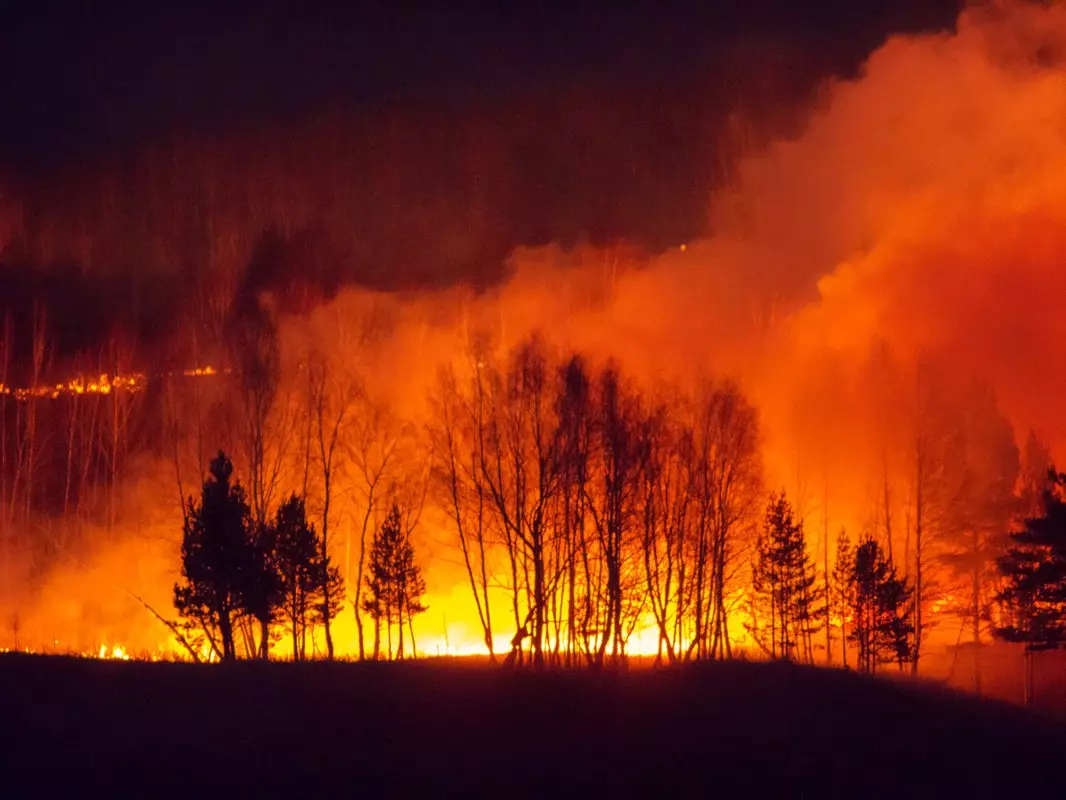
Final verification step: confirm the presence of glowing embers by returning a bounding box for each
[182,365,219,377]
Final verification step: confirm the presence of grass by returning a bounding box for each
[2,653,1064,797]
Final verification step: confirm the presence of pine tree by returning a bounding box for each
[994,469,1066,705]
[272,494,346,661]
[314,556,346,650]
[173,451,256,661]
[831,530,855,668]
[849,537,914,673]
[362,503,428,659]
[273,495,320,660]
[243,519,283,660]
[747,492,825,662]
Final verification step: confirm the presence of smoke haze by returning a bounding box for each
[3,2,1063,683]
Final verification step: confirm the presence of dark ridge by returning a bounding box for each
[1,654,1061,797]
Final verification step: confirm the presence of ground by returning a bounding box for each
[2,654,1064,797]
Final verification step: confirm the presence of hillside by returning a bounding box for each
[2,655,1064,797]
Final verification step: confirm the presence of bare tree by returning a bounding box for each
[686,381,762,661]
[429,359,497,660]
[907,358,953,675]
[347,395,401,659]
[477,336,568,668]
[583,365,644,665]
[307,350,359,660]
[229,301,292,659]
[638,398,693,664]
[0,313,9,589]
[940,381,1019,694]
[98,328,140,539]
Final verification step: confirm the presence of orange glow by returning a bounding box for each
[1,1,1064,676]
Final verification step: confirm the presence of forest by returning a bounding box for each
[1,2,1065,715]
[1,287,1063,712]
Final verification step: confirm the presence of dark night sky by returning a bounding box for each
[1,1,961,170]
[0,1,963,361]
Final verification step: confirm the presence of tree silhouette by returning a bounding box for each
[273,495,317,660]
[241,518,283,660]
[362,503,427,659]
[939,381,1019,693]
[848,537,914,673]
[747,492,824,662]
[994,469,1066,705]
[831,529,855,668]
[173,451,256,661]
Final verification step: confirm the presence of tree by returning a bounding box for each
[307,351,357,661]
[747,492,824,662]
[347,395,401,660]
[272,494,338,661]
[907,356,953,676]
[241,517,283,660]
[430,356,497,661]
[362,503,428,660]
[476,335,566,668]
[584,364,644,665]
[638,397,691,665]
[849,537,914,674]
[688,381,762,661]
[831,530,855,668]
[173,451,256,661]
[939,381,1019,693]
[1018,432,1054,518]
[994,469,1066,706]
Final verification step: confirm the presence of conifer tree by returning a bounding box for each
[362,503,428,659]
[243,519,283,660]
[273,495,318,660]
[272,494,346,660]
[994,469,1066,705]
[173,451,256,661]
[747,492,825,662]
[849,537,914,673]
[831,530,855,668]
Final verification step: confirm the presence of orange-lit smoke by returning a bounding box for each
[6,0,1066,665]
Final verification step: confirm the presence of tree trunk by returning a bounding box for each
[1024,649,1033,708]
[320,488,334,660]
[532,534,545,668]
[259,618,270,660]
[971,529,982,695]
[219,609,235,661]
[912,513,923,676]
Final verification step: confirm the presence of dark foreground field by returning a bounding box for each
[2,655,1065,797]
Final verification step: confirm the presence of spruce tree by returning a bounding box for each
[994,469,1066,704]
[173,452,256,661]
[243,518,282,660]
[831,530,855,668]
[273,495,320,660]
[747,492,825,662]
[362,503,428,660]
[273,494,346,661]
[849,537,914,673]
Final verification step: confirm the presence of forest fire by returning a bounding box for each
[0,2,1064,712]
[0,367,223,401]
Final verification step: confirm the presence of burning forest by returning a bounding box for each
[2,1,1066,714]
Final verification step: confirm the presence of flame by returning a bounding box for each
[0,366,222,401]
[96,643,131,661]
